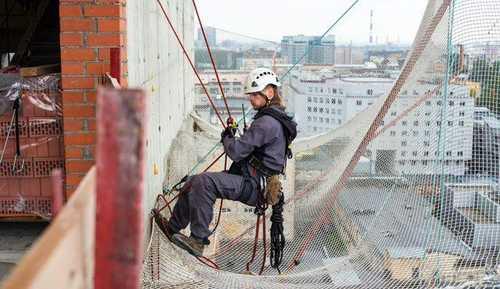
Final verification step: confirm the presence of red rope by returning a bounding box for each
[192,0,231,119]
[155,0,226,128]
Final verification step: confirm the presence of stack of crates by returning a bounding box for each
[0,73,64,220]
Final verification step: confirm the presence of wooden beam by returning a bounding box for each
[1,168,96,289]
[20,64,60,77]
[94,88,147,289]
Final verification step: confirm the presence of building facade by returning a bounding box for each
[281,35,336,65]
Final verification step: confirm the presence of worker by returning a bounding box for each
[153,68,297,257]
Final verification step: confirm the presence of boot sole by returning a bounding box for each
[172,234,203,257]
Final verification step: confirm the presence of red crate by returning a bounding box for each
[33,157,65,178]
[0,157,34,178]
[0,196,52,217]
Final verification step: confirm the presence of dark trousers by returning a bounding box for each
[168,171,258,240]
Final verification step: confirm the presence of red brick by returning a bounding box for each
[97,48,109,60]
[60,33,83,46]
[65,133,96,146]
[66,174,86,186]
[98,19,123,32]
[64,104,96,117]
[87,62,109,75]
[65,147,83,158]
[63,91,85,103]
[62,77,96,89]
[61,62,85,75]
[66,160,94,173]
[64,119,86,131]
[60,5,82,17]
[88,33,122,46]
[61,48,96,61]
[84,5,121,17]
[60,18,94,32]
[86,90,97,102]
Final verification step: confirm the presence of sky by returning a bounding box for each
[196,0,428,46]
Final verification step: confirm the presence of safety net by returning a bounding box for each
[143,0,500,288]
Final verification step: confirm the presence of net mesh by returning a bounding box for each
[143,0,500,288]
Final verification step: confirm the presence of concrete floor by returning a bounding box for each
[0,222,48,282]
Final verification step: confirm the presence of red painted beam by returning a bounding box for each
[95,88,147,289]
[110,48,121,84]
[51,168,64,218]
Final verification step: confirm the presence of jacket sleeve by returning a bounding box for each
[222,117,275,162]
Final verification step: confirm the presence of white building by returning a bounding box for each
[368,84,475,176]
[291,76,394,136]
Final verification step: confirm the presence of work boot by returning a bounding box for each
[151,209,177,241]
[171,234,205,257]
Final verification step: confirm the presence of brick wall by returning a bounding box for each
[59,0,127,195]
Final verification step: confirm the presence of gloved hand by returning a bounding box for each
[220,117,238,142]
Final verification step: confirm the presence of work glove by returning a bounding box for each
[220,117,238,142]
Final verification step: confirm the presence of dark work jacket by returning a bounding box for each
[222,105,297,174]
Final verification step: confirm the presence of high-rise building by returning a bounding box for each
[281,35,336,65]
[197,26,217,47]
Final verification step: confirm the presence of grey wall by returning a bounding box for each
[126,0,195,235]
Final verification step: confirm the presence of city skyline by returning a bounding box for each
[196,0,427,45]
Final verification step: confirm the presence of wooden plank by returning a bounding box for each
[1,168,96,289]
[94,88,146,289]
[20,64,61,78]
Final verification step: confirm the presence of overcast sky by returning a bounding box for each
[196,0,428,45]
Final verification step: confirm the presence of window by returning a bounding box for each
[314,97,318,103]
[459,121,464,126]
[326,98,330,104]
[426,121,431,127]
[449,101,454,106]
[402,131,408,136]
[425,111,431,116]
[422,160,428,166]
[437,100,442,106]
[411,160,417,166]
[313,117,317,121]
[307,116,312,121]
[390,131,396,136]
[313,107,318,112]
[308,107,312,112]
[320,98,324,103]
[308,87,313,93]
[331,98,336,104]
[425,130,430,136]
[414,121,419,126]
[412,151,418,156]
[459,111,465,116]
[315,87,319,93]
[319,117,324,123]
[401,151,407,157]
[320,88,324,93]
[332,88,337,94]
[338,119,341,124]
[326,118,330,123]
[460,101,466,106]
[326,108,330,113]
[221,208,231,213]
[402,121,408,126]
[319,108,324,113]
[402,141,407,147]
[458,151,463,157]
[328,88,331,93]
[425,101,431,106]
[424,151,429,156]
[307,97,312,102]
[448,121,453,126]
[337,109,342,114]
[356,100,363,106]
[424,141,430,147]
[446,151,452,156]
[413,131,419,137]
[332,110,336,115]
[399,160,406,165]
[367,89,374,95]
[391,111,397,116]
[338,99,343,105]
[436,121,441,126]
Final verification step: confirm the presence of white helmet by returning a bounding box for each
[244,68,281,94]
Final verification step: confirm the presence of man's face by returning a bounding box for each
[248,92,267,109]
